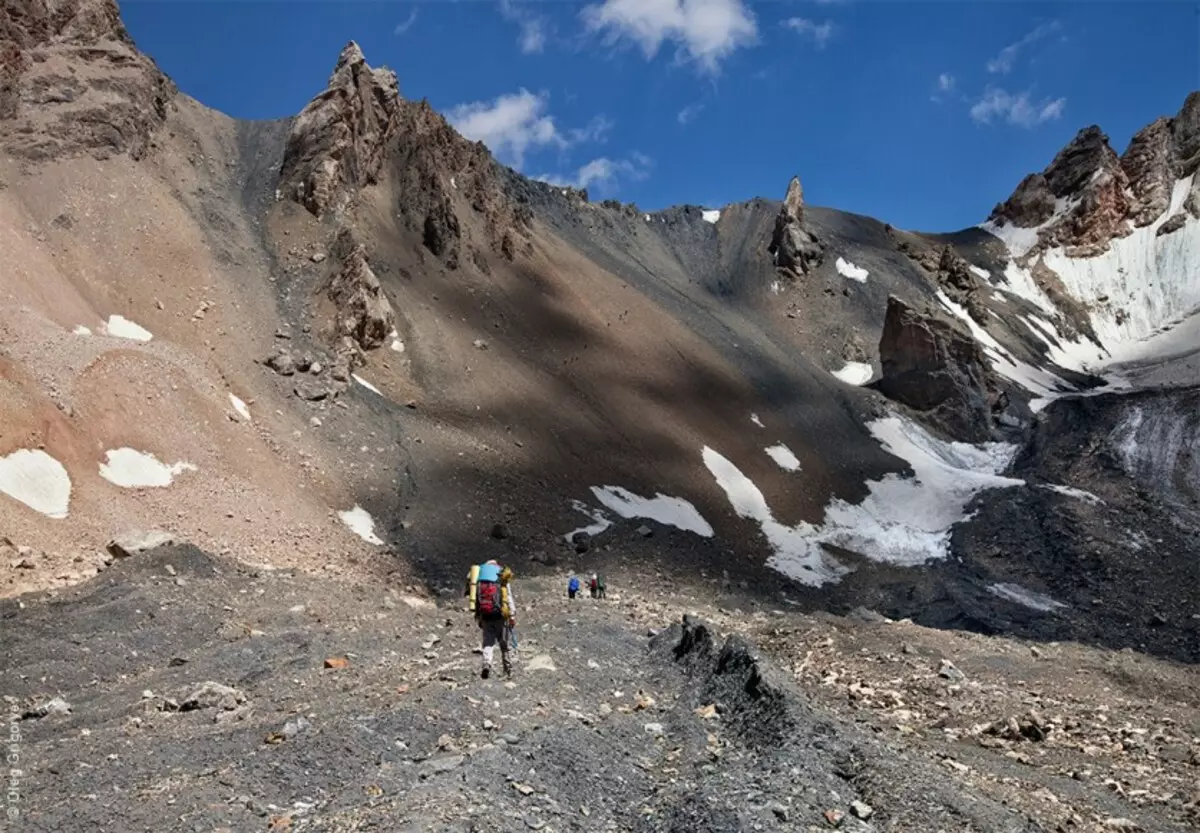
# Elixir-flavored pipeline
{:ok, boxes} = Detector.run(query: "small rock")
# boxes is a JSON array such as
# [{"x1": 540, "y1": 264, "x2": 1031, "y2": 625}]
[
  {"x1": 107, "y1": 530, "x2": 174, "y2": 559},
  {"x1": 419, "y1": 754, "x2": 465, "y2": 779},
  {"x1": 482, "y1": 718, "x2": 496, "y2": 730},
  {"x1": 768, "y1": 802, "x2": 789, "y2": 822},
  {"x1": 309, "y1": 417, "x2": 322, "y2": 428},
  {"x1": 473, "y1": 339, "x2": 488, "y2": 350},
  {"x1": 823, "y1": 808, "x2": 844, "y2": 827},
  {"x1": 643, "y1": 722, "x2": 665, "y2": 737},
  {"x1": 24, "y1": 697, "x2": 71, "y2": 719},
  {"x1": 938, "y1": 659, "x2": 966, "y2": 682},
  {"x1": 311, "y1": 252, "x2": 327, "y2": 263},
  {"x1": 324, "y1": 657, "x2": 349, "y2": 670},
  {"x1": 282, "y1": 715, "x2": 311, "y2": 739},
  {"x1": 526, "y1": 654, "x2": 556, "y2": 672},
  {"x1": 513, "y1": 783, "x2": 535, "y2": 796},
  {"x1": 636, "y1": 525, "x2": 653, "y2": 538},
  {"x1": 309, "y1": 362, "x2": 323, "y2": 375},
  {"x1": 849, "y1": 800, "x2": 873, "y2": 820},
  {"x1": 180, "y1": 682, "x2": 245, "y2": 712},
  {"x1": 490, "y1": 523, "x2": 508, "y2": 540},
  {"x1": 1030, "y1": 646, "x2": 1043, "y2": 659}
]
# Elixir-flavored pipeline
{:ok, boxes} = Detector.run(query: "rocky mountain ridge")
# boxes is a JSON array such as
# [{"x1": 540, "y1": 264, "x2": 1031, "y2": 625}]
[{"x1": 987, "y1": 93, "x2": 1200, "y2": 259}]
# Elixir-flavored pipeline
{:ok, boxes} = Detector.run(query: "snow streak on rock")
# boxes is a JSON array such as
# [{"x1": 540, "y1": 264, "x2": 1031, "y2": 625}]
[
  {"x1": 339, "y1": 505, "x2": 383, "y2": 545},
  {"x1": 590, "y1": 486, "x2": 714, "y2": 537},
  {"x1": 988, "y1": 582, "x2": 1067, "y2": 612},
  {"x1": 562, "y1": 500, "x2": 613, "y2": 543},
  {"x1": 764, "y1": 444, "x2": 801, "y2": 472},
  {"x1": 101, "y1": 314, "x2": 153, "y2": 342},
  {"x1": 835, "y1": 257, "x2": 869, "y2": 282},
  {"x1": 704, "y1": 416, "x2": 1023, "y2": 587},
  {"x1": 353, "y1": 374, "x2": 383, "y2": 396},
  {"x1": 0, "y1": 449, "x2": 72, "y2": 519},
  {"x1": 99, "y1": 448, "x2": 197, "y2": 488},
  {"x1": 831, "y1": 361, "x2": 873, "y2": 386},
  {"x1": 229, "y1": 394, "x2": 251, "y2": 421}
]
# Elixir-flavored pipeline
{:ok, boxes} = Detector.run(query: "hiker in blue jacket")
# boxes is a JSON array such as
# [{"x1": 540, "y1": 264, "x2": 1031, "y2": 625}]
[{"x1": 567, "y1": 575, "x2": 580, "y2": 600}]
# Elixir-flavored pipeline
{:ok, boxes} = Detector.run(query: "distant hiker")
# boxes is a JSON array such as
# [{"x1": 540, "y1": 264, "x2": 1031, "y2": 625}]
[
  {"x1": 596, "y1": 574, "x2": 607, "y2": 600},
  {"x1": 568, "y1": 575, "x2": 580, "y2": 600},
  {"x1": 474, "y1": 559, "x2": 515, "y2": 678},
  {"x1": 589, "y1": 573, "x2": 599, "y2": 599}
]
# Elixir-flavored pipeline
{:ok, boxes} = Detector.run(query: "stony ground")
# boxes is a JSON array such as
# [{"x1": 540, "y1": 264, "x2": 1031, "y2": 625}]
[{"x1": 3, "y1": 544, "x2": 1196, "y2": 833}]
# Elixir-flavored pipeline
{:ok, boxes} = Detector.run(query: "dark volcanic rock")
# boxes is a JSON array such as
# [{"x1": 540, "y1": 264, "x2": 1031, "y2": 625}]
[
  {"x1": 768, "y1": 176, "x2": 825, "y2": 277},
  {"x1": 875, "y1": 295, "x2": 997, "y2": 442}
]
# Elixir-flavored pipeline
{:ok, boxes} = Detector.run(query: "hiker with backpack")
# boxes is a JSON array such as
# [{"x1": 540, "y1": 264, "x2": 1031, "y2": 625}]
[
  {"x1": 474, "y1": 559, "x2": 516, "y2": 678},
  {"x1": 567, "y1": 575, "x2": 580, "y2": 600},
  {"x1": 589, "y1": 573, "x2": 598, "y2": 599},
  {"x1": 596, "y1": 573, "x2": 607, "y2": 600}
]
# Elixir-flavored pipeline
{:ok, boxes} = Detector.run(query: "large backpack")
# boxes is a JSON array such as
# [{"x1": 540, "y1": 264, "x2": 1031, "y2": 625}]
[{"x1": 476, "y1": 578, "x2": 504, "y2": 619}]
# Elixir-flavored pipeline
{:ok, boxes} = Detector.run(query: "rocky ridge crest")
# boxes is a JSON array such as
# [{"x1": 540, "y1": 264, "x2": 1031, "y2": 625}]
[
  {"x1": 768, "y1": 176, "x2": 826, "y2": 277},
  {"x1": 988, "y1": 93, "x2": 1200, "y2": 259},
  {"x1": 0, "y1": 0, "x2": 174, "y2": 160}
]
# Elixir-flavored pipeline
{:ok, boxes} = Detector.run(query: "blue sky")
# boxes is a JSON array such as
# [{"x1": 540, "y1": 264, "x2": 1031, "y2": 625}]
[{"x1": 121, "y1": 1, "x2": 1198, "y2": 231}]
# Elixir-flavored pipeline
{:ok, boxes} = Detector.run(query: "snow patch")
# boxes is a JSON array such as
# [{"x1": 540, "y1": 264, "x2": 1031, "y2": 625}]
[
  {"x1": 1038, "y1": 483, "x2": 1104, "y2": 505},
  {"x1": 73, "y1": 325, "x2": 92, "y2": 336},
  {"x1": 99, "y1": 448, "x2": 196, "y2": 488},
  {"x1": 831, "y1": 361, "x2": 873, "y2": 386},
  {"x1": 765, "y1": 444, "x2": 801, "y2": 472},
  {"x1": 835, "y1": 257, "x2": 869, "y2": 282},
  {"x1": 988, "y1": 583, "x2": 1066, "y2": 612},
  {"x1": 449, "y1": 176, "x2": 456, "y2": 189},
  {"x1": 704, "y1": 416, "x2": 1023, "y2": 587},
  {"x1": 229, "y1": 394, "x2": 251, "y2": 421},
  {"x1": 339, "y1": 505, "x2": 383, "y2": 545},
  {"x1": 936, "y1": 290, "x2": 1074, "y2": 402},
  {"x1": 101, "y1": 314, "x2": 153, "y2": 342},
  {"x1": 590, "y1": 485, "x2": 713, "y2": 537},
  {"x1": 701, "y1": 209, "x2": 721, "y2": 224},
  {"x1": 750, "y1": 413, "x2": 764, "y2": 428},
  {"x1": 562, "y1": 500, "x2": 613, "y2": 543},
  {"x1": 969, "y1": 265, "x2": 991, "y2": 280},
  {"x1": 644, "y1": 214, "x2": 650, "y2": 222},
  {"x1": 1042, "y1": 175, "x2": 1200, "y2": 354},
  {"x1": 353, "y1": 374, "x2": 383, "y2": 396},
  {"x1": 388, "y1": 329, "x2": 404, "y2": 353},
  {"x1": 0, "y1": 449, "x2": 71, "y2": 518}
]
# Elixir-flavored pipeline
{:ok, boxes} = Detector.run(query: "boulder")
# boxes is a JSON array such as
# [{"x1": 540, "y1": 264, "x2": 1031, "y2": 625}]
[
  {"x1": 106, "y1": 530, "x2": 175, "y2": 559},
  {"x1": 277, "y1": 41, "x2": 400, "y2": 218},
  {"x1": 768, "y1": 176, "x2": 825, "y2": 277},
  {"x1": 328, "y1": 229, "x2": 395, "y2": 352},
  {"x1": 875, "y1": 296, "x2": 997, "y2": 443}
]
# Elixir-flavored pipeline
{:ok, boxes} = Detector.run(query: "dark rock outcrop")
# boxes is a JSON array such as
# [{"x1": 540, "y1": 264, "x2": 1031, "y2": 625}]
[
  {"x1": 768, "y1": 176, "x2": 825, "y2": 276},
  {"x1": 875, "y1": 295, "x2": 999, "y2": 442},
  {"x1": 328, "y1": 228, "x2": 395, "y2": 352},
  {"x1": 0, "y1": 0, "x2": 174, "y2": 159},
  {"x1": 988, "y1": 93, "x2": 1200, "y2": 259},
  {"x1": 278, "y1": 41, "x2": 400, "y2": 219}
]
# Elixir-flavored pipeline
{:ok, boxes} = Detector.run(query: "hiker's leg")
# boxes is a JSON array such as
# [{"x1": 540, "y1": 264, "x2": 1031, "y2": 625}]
[
  {"x1": 499, "y1": 623, "x2": 512, "y2": 674},
  {"x1": 481, "y1": 622, "x2": 497, "y2": 668}
]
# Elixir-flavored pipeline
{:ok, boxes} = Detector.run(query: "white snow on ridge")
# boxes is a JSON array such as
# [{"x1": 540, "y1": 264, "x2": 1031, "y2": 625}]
[
  {"x1": 835, "y1": 257, "x2": 869, "y2": 282},
  {"x1": 0, "y1": 449, "x2": 71, "y2": 519},
  {"x1": 101, "y1": 314, "x2": 153, "y2": 342},
  {"x1": 590, "y1": 485, "x2": 714, "y2": 537},
  {"x1": 339, "y1": 505, "x2": 383, "y2": 545},
  {"x1": 229, "y1": 394, "x2": 251, "y2": 421},
  {"x1": 99, "y1": 448, "x2": 196, "y2": 488},
  {"x1": 563, "y1": 500, "x2": 613, "y2": 543},
  {"x1": 1038, "y1": 483, "x2": 1104, "y2": 505},
  {"x1": 765, "y1": 444, "x2": 801, "y2": 472},
  {"x1": 831, "y1": 361, "x2": 873, "y2": 386},
  {"x1": 703, "y1": 416, "x2": 1024, "y2": 587},
  {"x1": 1042, "y1": 175, "x2": 1200, "y2": 355},
  {"x1": 353, "y1": 374, "x2": 383, "y2": 396},
  {"x1": 988, "y1": 582, "x2": 1066, "y2": 612},
  {"x1": 702, "y1": 209, "x2": 721, "y2": 224},
  {"x1": 969, "y1": 265, "x2": 991, "y2": 280},
  {"x1": 936, "y1": 290, "x2": 1074, "y2": 405}
]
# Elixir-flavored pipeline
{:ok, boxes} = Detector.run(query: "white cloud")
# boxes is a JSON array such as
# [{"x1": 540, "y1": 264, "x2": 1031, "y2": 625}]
[
  {"x1": 448, "y1": 89, "x2": 568, "y2": 168},
  {"x1": 499, "y1": 0, "x2": 548, "y2": 54},
  {"x1": 782, "y1": 17, "x2": 835, "y2": 49},
  {"x1": 538, "y1": 153, "x2": 653, "y2": 194},
  {"x1": 987, "y1": 20, "x2": 1061, "y2": 74},
  {"x1": 970, "y1": 87, "x2": 1066, "y2": 128},
  {"x1": 677, "y1": 102, "x2": 705, "y2": 124},
  {"x1": 393, "y1": 8, "x2": 418, "y2": 35},
  {"x1": 568, "y1": 115, "x2": 613, "y2": 144},
  {"x1": 581, "y1": 0, "x2": 758, "y2": 74},
  {"x1": 930, "y1": 72, "x2": 955, "y2": 103}
]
